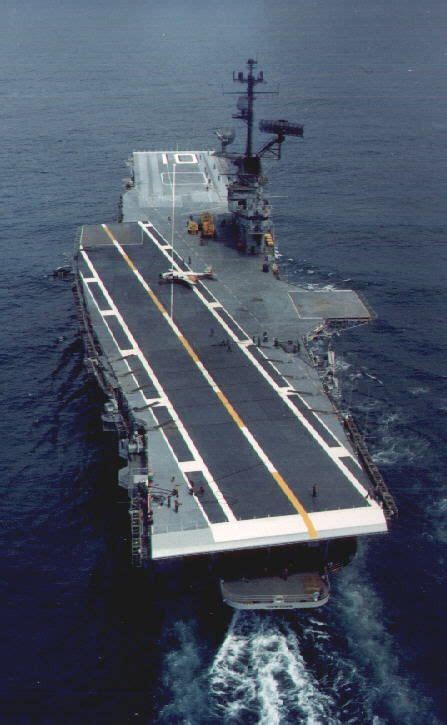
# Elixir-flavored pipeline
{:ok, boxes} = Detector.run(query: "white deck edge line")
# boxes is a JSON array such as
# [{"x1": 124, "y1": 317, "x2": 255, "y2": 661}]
[
  {"x1": 82, "y1": 275, "x2": 214, "y2": 531},
  {"x1": 80, "y1": 252, "x2": 235, "y2": 524},
  {"x1": 139, "y1": 222, "x2": 377, "y2": 508},
  {"x1": 80, "y1": 267, "x2": 215, "y2": 530},
  {"x1": 110, "y1": 229, "x2": 320, "y2": 535}
]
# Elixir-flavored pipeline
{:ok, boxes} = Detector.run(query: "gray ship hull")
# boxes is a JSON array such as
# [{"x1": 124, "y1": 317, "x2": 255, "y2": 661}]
[{"x1": 73, "y1": 65, "x2": 395, "y2": 609}]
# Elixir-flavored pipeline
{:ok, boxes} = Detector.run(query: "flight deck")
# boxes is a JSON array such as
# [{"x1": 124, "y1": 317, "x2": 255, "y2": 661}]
[{"x1": 77, "y1": 215, "x2": 387, "y2": 559}]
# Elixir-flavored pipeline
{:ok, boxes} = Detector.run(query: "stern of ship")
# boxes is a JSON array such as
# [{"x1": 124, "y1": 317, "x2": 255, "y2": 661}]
[{"x1": 221, "y1": 572, "x2": 330, "y2": 610}]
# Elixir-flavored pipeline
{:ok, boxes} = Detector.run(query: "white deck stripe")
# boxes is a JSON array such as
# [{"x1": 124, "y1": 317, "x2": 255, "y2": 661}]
[
  {"x1": 82, "y1": 274, "x2": 214, "y2": 528},
  {"x1": 139, "y1": 222, "x2": 376, "y2": 506},
  {"x1": 179, "y1": 461, "x2": 204, "y2": 473},
  {"x1": 108, "y1": 229, "x2": 321, "y2": 534},
  {"x1": 80, "y1": 251, "x2": 235, "y2": 523},
  {"x1": 331, "y1": 446, "x2": 352, "y2": 458},
  {"x1": 81, "y1": 270, "x2": 214, "y2": 529}
]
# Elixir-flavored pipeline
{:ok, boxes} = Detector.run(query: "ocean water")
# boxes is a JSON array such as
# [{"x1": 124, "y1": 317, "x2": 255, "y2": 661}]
[{"x1": 1, "y1": 0, "x2": 446, "y2": 722}]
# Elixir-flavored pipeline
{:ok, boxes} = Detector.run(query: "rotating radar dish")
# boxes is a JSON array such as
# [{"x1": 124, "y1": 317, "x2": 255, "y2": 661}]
[{"x1": 259, "y1": 119, "x2": 304, "y2": 137}]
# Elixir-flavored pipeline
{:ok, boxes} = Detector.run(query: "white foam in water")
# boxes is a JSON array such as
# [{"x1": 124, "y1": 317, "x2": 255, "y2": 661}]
[
  {"x1": 160, "y1": 578, "x2": 432, "y2": 725},
  {"x1": 346, "y1": 405, "x2": 429, "y2": 468},
  {"x1": 362, "y1": 371, "x2": 384, "y2": 385},
  {"x1": 207, "y1": 557, "x2": 436, "y2": 725},
  {"x1": 332, "y1": 550, "x2": 436, "y2": 725},
  {"x1": 429, "y1": 496, "x2": 447, "y2": 545},
  {"x1": 335, "y1": 358, "x2": 352, "y2": 373},
  {"x1": 160, "y1": 621, "x2": 212, "y2": 724},
  {"x1": 371, "y1": 410, "x2": 429, "y2": 467},
  {"x1": 409, "y1": 385, "x2": 430, "y2": 396},
  {"x1": 209, "y1": 612, "x2": 339, "y2": 724}
]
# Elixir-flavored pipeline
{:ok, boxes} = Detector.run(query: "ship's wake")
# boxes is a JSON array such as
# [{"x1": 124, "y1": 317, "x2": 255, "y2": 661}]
[
  {"x1": 159, "y1": 554, "x2": 435, "y2": 724},
  {"x1": 156, "y1": 370, "x2": 443, "y2": 724},
  {"x1": 208, "y1": 612, "x2": 339, "y2": 724}
]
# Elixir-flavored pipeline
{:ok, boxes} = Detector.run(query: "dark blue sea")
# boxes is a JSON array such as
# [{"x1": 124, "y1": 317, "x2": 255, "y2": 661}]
[{"x1": 1, "y1": 1, "x2": 446, "y2": 722}]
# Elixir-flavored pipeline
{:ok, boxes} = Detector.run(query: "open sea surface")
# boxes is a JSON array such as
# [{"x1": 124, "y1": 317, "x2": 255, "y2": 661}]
[{"x1": 1, "y1": 1, "x2": 446, "y2": 722}]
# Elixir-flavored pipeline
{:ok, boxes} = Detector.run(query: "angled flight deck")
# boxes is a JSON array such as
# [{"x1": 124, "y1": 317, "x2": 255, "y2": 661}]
[{"x1": 78, "y1": 218, "x2": 387, "y2": 559}]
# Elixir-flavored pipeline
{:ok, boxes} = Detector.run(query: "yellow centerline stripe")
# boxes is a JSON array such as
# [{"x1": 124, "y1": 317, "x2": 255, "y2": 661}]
[
  {"x1": 103, "y1": 225, "x2": 137, "y2": 272},
  {"x1": 148, "y1": 287, "x2": 168, "y2": 316},
  {"x1": 104, "y1": 224, "x2": 317, "y2": 539},
  {"x1": 272, "y1": 471, "x2": 318, "y2": 538},
  {"x1": 102, "y1": 223, "x2": 117, "y2": 243},
  {"x1": 179, "y1": 335, "x2": 200, "y2": 364},
  {"x1": 215, "y1": 390, "x2": 245, "y2": 429}
]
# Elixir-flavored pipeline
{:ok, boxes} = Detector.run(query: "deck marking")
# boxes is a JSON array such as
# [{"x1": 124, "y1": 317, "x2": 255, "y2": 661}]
[
  {"x1": 81, "y1": 263, "x2": 223, "y2": 527},
  {"x1": 331, "y1": 446, "x2": 352, "y2": 458},
  {"x1": 82, "y1": 279, "x2": 213, "y2": 529},
  {"x1": 271, "y1": 471, "x2": 317, "y2": 538},
  {"x1": 174, "y1": 152, "x2": 198, "y2": 164},
  {"x1": 105, "y1": 224, "x2": 318, "y2": 538},
  {"x1": 216, "y1": 390, "x2": 245, "y2": 429},
  {"x1": 141, "y1": 224, "x2": 364, "y2": 465},
  {"x1": 179, "y1": 461, "x2": 204, "y2": 473},
  {"x1": 80, "y1": 251, "x2": 235, "y2": 524},
  {"x1": 139, "y1": 221, "x2": 376, "y2": 505}
]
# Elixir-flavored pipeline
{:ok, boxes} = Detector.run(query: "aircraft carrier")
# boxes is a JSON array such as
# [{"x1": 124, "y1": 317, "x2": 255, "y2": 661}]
[{"x1": 73, "y1": 60, "x2": 396, "y2": 609}]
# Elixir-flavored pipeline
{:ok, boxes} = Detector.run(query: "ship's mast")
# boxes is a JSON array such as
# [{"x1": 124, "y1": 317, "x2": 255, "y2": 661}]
[
  {"x1": 232, "y1": 59, "x2": 271, "y2": 175},
  {"x1": 232, "y1": 58, "x2": 265, "y2": 159},
  {"x1": 230, "y1": 59, "x2": 303, "y2": 176},
  {"x1": 222, "y1": 60, "x2": 304, "y2": 254}
]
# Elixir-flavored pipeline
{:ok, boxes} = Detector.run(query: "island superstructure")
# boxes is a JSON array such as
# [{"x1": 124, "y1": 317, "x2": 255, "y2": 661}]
[{"x1": 73, "y1": 60, "x2": 396, "y2": 609}]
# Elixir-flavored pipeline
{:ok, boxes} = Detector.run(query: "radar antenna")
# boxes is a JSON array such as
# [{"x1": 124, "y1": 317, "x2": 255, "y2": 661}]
[
  {"x1": 258, "y1": 119, "x2": 304, "y2": 159},
  {"x1": 227, "y1": 60, "x2": 303, "y2": 172}
]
